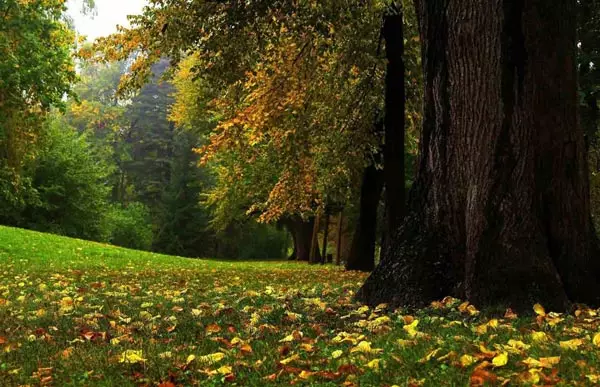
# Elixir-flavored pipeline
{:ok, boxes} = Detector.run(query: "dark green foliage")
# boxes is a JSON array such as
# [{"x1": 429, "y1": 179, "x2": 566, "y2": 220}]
[
  {"x1": 14, "y1": 119, "x2": 112, "y2": 241},
  {"x1": 105, "y1": 202, "x2": 154, "y2": 250},
  {"x1": 216, "y1": 221, "x2": 290, "y2": 260}
]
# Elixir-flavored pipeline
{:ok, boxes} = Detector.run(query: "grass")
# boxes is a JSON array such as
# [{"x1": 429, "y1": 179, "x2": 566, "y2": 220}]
[{"x1": 0, "y1": 226, "x2": 600, "y2": 386}]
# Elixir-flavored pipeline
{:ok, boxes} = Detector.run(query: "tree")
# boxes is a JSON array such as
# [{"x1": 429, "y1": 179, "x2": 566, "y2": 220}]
[
  {"x1": 359, "y1": 0, "x2": 600, "y2": 312},
  {"x1": 0, "y1": 0, "x2": 77, "y2": 211}
]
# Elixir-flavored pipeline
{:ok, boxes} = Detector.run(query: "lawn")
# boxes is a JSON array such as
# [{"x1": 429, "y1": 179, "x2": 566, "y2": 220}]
[{"x1": 0, "y1": 226, "x2": 599, "y2": 386}]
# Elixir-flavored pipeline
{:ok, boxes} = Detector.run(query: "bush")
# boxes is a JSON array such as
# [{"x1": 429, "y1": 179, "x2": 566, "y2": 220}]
[{"x1": 106, "y1": 203, "x2": 153, "y2": 250}]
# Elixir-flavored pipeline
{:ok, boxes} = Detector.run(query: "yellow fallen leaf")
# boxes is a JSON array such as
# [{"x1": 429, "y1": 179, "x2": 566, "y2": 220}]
[
  {"x1": 216, "y1": 365, "x2": 232, "y2": 375},
  {"x1": 533, "y1": 303, "x2": 546, "y2": 316},
  {"x1": 403, "y1": 319, "x2": 420, "y2": 337},
  {"x1": 587, "y1": 375, "x2": 600, "y2": 383},
  {"x1": 197, "y1": 352, "x2": 225, "y2": 365},
  {"x1": 531, "y1": 331, "x2": 549, "y2": 343},
  {"x1": 366, "y1": 358, "x2": 381, "y2": 370},
  {"x1": 492, "y1": 352, "x2": 508, "y2": 367},
  {"x1": 350, "y1": 341, "x2": 382, "y2": 354},
  {"x1": 419, "y1": 348, "x2": 441, "y2": 363},
  {"x1": 593, "y1": 333, "x2": 600, "y2": 347},
  {"x1": 506, "y1": 339, "x2": 530, "y2": 351},
  {"x1": 186, "y1": 354, "x2": 196, "y2": 364},
  {"x1": 559, "y1": 338, "x2": 583, "y2": 350},
  {"x1": 118, "y1": 350, "x2": 146, "y2": 364},
  {"x1": 331, "y1": 350, "x2": 343, "y2": 359},
  {"x1": 280, "y1": 354, "x2": 299, "y2": 365},
  {"x1": 298, "y1": 370, "x2": 314, "y2": 379},
  {"x1": 460, "y1": 354, "x2": 477, "y2": 367}
]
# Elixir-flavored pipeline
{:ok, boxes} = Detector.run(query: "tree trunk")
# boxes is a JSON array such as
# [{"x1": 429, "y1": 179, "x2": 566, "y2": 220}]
[
  {"x1": 383, "y1": 7, "x2": 406, "y2": 240},
  {"x1": 336, "y1": 212, "x2": 344, "y2": 265},
  {"x1": 309, "y1": 213, "x2": 322, "y2": 264},
  {"x1": 321, "y1": 210, "x2": 330, "y2": 264},
  {"x1": 281, "y1": 216, "x2": 315, "y2": 262},
  {"x1": 358, "y1": 0, "x2": 600, "y2": 312},
  {"x1": 346, "y1": 163, "x2": 384, "y2": 272}
]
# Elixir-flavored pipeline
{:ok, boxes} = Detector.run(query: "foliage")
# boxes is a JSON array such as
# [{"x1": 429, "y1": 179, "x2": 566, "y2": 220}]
[
  {"x1": 2, "y1": 226, "x2": 600, "y2": 385},
  {"x1": 105, "y1": 202, "x2": 154, "y2": 251},
  {"x1": 19, "y1": 118, "x2": 112, "y2": 241},
  {"x1": 0, "y1": 0, "x2": 77, "y2": 172},
  {"x1": 216, "y1": 220, "x2": 291, "y2": 260},
  {"x1": 92, "y1": 0, "x2": 425, "y2": 225}
]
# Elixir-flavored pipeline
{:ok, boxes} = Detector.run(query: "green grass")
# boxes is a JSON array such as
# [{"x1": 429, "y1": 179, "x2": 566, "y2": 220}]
[{"x1": 0, "y1": 226, "x2": 599, "y2": 386}]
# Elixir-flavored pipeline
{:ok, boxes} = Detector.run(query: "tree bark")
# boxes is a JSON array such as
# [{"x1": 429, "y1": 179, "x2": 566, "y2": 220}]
[
  {"x1": 321, "y1": 210, "x2": 330, "y2": 264},
  {"x1": 346, "y1": 163, "x2": 384, "y2": 272},
  {"x1": 281, "y1": 216, "x2": 315, "y2": 262},
  {"x1": 336, "y1": 212, "x2": 344, "y2": 265},
  {"x1": 309, "y1": 213, "x2": 322, "y2": 264},
  {"x1": 383, "y1": 7, "x2": 406, "y2": 240},
  {"x1": 358, "y1": 0, "x2": 600, "y2": 312}
]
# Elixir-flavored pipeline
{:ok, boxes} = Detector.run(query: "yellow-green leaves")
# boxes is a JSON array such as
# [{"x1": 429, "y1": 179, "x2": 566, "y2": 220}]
[
  {"x1": 118, "y1": 350, "x2": 146, "y2": 364},
  {"x1": 492, "y1": 352, "x2": 508, "y2": 367}
]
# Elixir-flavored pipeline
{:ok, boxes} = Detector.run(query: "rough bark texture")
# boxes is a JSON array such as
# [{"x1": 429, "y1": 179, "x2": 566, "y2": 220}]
[
  {"x1": 358, "y1": 0, "x2": 600, "y2": 312},
  {"x1": 346, "y1": 163, "x2": 384, "y2": 272},
  {"x1": 383, "y1": 9, "x2": 406, "y2": 239}
]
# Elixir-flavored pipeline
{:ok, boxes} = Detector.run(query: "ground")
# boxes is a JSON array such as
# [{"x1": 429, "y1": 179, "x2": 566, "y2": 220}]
[{"x1": 1, "y1": 227, "x2": 600, "y2": 386}]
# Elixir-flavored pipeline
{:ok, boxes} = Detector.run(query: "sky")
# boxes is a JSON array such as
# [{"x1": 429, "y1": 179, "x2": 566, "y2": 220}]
[{"x1": 66, "y1": 0, "x2": 147, "y2": 41}]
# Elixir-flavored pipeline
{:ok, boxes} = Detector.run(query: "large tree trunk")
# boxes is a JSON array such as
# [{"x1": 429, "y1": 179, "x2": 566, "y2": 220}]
[
  {"x1": 346, "y1": 163, "x2": 384, "y2": 272},
  {"x1": 281, "y1": 216, "x2": 315, "y2": 262},
  {"x1": 358, "y1": 0, "x2": 600, "y2": 312},
  {"x1": 383, "y1": 7, "x2": 406, "y2": 241}
]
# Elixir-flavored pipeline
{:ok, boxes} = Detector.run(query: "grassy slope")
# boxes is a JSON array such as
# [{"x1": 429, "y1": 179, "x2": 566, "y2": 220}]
[{"x1": 0, "y1": 226, "x2": 599, "y2": 386}]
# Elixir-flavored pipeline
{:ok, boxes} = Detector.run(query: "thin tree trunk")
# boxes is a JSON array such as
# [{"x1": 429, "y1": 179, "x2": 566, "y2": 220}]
[
  {"x1": 336, "y1": 212, "x2": 344, "y2": 265},
  {"x1": 321, "y1": 210, "x2": 330, "y2": 264},
  {"x1": 346, "y1": 163, "x2": 384, "y2": 272},
  {"x1": 309, "y1": 213, "x2": 322, "y2": 264},
  {"x1": 358, "y1": 0, "x2": 600, "y2": 312},
  {"x1": 383, "y1": 6, "x2": 406, "y2": 241}
]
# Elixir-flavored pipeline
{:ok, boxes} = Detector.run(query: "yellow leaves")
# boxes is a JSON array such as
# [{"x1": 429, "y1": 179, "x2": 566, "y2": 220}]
[
  {"x1": 279, "y1": 353, "x2": 300, "y2": 365},
  {"x1": 458, "y1": 301, "x2": 480, "y2": 316},
  {"x1": 474, "y1": 319, "x2": 499, "y2": 335},
  {"x1": 186, "y1": 354, "x2": 196, "y2": 365},
  {"x1": 279, "y1": 330, "x2": 303, "y2": 343},
  {"x1": 403, "y1": 319, "x2": 421, "y2": 338},
  {"x1": 366, "y1": 358, "x2": 381, "y2": 370},
  {"x1": 593, "y1": 332, "x2": 600, "y2": 347},
  {"x1": 522, "y1": 356, "x2": 560, "y2": 369},
  {"x1": 331, "y1": 350, "x2": 344, "y2": 359},
  {"x1": 332, "y1": 332, "x2": 364, "y2": 345},
  {"x1": 460, "y1": 354, "x2": 477, "y2": 367},
  {"x1": 491, "y1": 352, "x2": 508, "y2": 367},
  {"x1": 303, "y1": 298, "x2": 327, "y2": 310},
  {"x1": 419, "y1": 348, "x2": 442, "y2": 363},
  {"x1": 533, "y1": 303, "x2": 546, "y2": 316},
  {"x1": 559, "y1": 338, "x2": 584, "y2": 350},
  {"x1": 58, "y1": 296, "x2": 74, "y2": 314},
  {"x1": 118, "y1": 350, "x2": 146, "y2": 364},
  {"x1": 196, "y1": 352, "x2": 225, "y2": 365},
  {"x1": 504, "y1": 339, "x2": 530, "y2": 353},
  {"x1": 215, "y1": 365, "x2": 232, "y2": 375},
  {"x1": 350, "y1": 341, "x2": 382, "y2": 355},
  {"x1": 531, "y1": 331, "x2": 549, "y2": 343}
]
